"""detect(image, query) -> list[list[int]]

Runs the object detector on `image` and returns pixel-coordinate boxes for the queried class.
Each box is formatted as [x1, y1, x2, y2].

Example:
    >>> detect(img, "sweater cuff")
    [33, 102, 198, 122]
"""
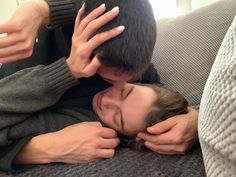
[0, 136, 35, 172]
[42, 58, 79, 95]
[46, 0, 77, 28]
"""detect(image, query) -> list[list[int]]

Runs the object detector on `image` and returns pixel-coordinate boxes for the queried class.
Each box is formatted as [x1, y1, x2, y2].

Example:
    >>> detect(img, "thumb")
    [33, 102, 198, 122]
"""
[147, 118, 176, 134]
[83, 56, 101, 77]
[84, 121, 102, 127]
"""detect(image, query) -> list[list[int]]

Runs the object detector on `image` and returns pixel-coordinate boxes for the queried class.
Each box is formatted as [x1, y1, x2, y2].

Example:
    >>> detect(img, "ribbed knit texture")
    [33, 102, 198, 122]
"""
[199, 16, 236, 177]
[46, 0, 82, 28]
[0, 58, 78, 146]
[42, 57, 79, 95]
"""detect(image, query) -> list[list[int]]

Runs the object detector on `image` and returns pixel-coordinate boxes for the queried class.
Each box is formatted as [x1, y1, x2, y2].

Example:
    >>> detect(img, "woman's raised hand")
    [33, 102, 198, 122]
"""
[66, 4, 125, 79]
[0, 1, 49, 64]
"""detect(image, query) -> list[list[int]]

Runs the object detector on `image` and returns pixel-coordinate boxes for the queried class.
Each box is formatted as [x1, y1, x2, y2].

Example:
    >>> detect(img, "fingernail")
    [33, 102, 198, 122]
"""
[99, 3, 105, 9]
[111, 6, 119, 12]
[117, 25, 125, 31]
[0, 33, 7, 38]
[82, 3, 85, 8]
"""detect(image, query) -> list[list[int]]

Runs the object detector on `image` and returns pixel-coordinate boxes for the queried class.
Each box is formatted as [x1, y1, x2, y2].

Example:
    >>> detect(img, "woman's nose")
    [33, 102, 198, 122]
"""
[102, 96, 120, 108]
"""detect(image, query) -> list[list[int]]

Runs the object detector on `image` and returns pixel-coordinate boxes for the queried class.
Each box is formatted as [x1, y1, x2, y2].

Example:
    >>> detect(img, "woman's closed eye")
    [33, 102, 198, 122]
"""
[114, 111, 123, 130]
[121, 86, 134, 99]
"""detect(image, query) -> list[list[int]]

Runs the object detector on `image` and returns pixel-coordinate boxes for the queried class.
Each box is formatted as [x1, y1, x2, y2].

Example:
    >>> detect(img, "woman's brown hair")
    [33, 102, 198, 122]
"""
[127, 83, 189, 151]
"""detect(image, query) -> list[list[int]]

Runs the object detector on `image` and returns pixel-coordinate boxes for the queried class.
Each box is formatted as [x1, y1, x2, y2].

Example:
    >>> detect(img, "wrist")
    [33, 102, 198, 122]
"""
[66, 58, 81, 79]
[35, 0, 50, 25]
[14, 133, 57, 164]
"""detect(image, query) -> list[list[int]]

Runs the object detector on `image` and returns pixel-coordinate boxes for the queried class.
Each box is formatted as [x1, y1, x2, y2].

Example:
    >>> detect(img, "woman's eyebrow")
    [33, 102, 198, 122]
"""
[120, 86, 135, 130]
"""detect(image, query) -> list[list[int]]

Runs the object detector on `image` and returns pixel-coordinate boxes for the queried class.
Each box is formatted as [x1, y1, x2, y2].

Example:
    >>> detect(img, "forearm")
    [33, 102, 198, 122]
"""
[14, 133, 56, 164]
[0, 58, 78, 113]
[37, 0, 50, 25]
[0, 59, 78, 146]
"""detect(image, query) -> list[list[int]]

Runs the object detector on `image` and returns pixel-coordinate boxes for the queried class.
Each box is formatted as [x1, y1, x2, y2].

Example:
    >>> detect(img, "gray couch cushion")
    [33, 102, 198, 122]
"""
[199, 15, 236, 177]
[151, 0, 236, 108]
[0, 146, 205, 177]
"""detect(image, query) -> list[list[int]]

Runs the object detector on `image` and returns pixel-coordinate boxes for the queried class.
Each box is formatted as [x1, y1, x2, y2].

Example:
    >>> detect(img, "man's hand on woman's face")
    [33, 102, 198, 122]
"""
[137, 107, 199, 154]
[0, 1, 50, 64]
[66, 4, 125, 79]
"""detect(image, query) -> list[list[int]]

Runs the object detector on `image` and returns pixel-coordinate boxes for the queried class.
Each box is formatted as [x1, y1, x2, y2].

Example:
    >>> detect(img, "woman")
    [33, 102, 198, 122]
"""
[4, 77, 188, 151]
[92, 82, 189, 151]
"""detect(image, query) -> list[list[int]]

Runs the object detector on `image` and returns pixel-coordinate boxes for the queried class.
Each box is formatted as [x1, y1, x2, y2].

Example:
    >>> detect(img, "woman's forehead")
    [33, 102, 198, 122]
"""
[121, 85, 156, 135]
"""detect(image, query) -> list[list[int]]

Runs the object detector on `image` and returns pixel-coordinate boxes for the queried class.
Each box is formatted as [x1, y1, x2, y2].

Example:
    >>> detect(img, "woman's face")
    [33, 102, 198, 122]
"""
[92, 83, 157, 135]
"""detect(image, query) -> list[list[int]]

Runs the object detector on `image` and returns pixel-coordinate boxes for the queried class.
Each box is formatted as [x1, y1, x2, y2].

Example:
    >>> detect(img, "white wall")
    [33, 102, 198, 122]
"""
[191, 0, 220, 10]
[0, 0, 18, 24]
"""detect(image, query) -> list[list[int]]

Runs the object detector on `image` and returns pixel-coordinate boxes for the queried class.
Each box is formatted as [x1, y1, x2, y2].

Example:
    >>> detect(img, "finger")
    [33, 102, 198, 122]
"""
[0, 42, 32, 58]
[100, 138, 120, 149]
[0, 50, 32, 64]
[0, 22, 17, 34]
[74, 3, 85, 32]
[86, 26, 124, 52]
[76, 3, 106, 36]
[145, 142, 190, 155]
[100, 127, 118, 138]
[81, 6, 120, 40]
[83, 56, 101, 76]
[0, 34, 21, 48]
[83, 121, 102, 127]
[138, 130, 180, 145]
[97, 149, 115, 158]
[146, 117, 177, 134]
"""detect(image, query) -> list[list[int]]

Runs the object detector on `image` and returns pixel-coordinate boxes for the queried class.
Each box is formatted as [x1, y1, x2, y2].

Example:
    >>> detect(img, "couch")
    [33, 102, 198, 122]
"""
[0, 0, 235, 176]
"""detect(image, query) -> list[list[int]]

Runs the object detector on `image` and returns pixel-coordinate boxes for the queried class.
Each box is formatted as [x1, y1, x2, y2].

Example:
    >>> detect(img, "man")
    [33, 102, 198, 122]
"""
[0, 0, 198, 172]
[0, 0, 160, 172]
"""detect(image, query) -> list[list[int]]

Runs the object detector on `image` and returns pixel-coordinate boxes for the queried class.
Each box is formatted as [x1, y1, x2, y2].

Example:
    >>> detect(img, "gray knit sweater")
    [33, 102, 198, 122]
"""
[0, 59, 71, 145]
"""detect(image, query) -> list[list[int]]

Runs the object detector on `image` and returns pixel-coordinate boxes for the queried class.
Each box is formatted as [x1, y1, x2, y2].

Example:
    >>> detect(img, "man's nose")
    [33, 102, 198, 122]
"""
[113, 82, 125, 90]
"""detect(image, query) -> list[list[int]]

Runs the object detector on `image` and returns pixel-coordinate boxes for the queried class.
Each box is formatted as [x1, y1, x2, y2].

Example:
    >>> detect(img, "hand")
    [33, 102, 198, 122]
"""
[0, 1, 49, 64]
[51, 122, 119, 163]
[14, 122, 119, 164]
[137, 107, 198, 154]
[66, 4, 124, 78]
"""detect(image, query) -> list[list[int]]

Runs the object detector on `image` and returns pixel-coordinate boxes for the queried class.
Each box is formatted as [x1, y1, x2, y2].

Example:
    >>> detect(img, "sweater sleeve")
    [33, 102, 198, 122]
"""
[0, 106, 99, 173]
[0, 136, 34, 173]
[0, 58, 79, 146]
[45, 0, 84, 28]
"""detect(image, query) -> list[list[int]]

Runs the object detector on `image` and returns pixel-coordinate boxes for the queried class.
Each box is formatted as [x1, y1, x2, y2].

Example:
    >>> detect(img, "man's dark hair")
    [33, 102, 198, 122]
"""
[83, 0, 157, 78]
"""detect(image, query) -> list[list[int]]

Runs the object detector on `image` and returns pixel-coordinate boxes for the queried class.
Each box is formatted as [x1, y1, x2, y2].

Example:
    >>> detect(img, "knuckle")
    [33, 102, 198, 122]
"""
[88, 21, 97, 30]
[94, 34, 105, 43]
[24, 50, 33, 57]
[23, 41, 33, 51]
[108, 150, 115, 158]
[87, 150, 97, 159]
[14, 23, 23, 31]
[174, 136, 185, 144]
[112, 139, 120, 147]
[177, 146, 188, 154]
[93, 140, 102, 148]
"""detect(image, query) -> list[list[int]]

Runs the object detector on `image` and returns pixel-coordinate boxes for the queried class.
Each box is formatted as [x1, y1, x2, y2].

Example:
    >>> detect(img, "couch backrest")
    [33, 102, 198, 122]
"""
[151, 0, 236, 108]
